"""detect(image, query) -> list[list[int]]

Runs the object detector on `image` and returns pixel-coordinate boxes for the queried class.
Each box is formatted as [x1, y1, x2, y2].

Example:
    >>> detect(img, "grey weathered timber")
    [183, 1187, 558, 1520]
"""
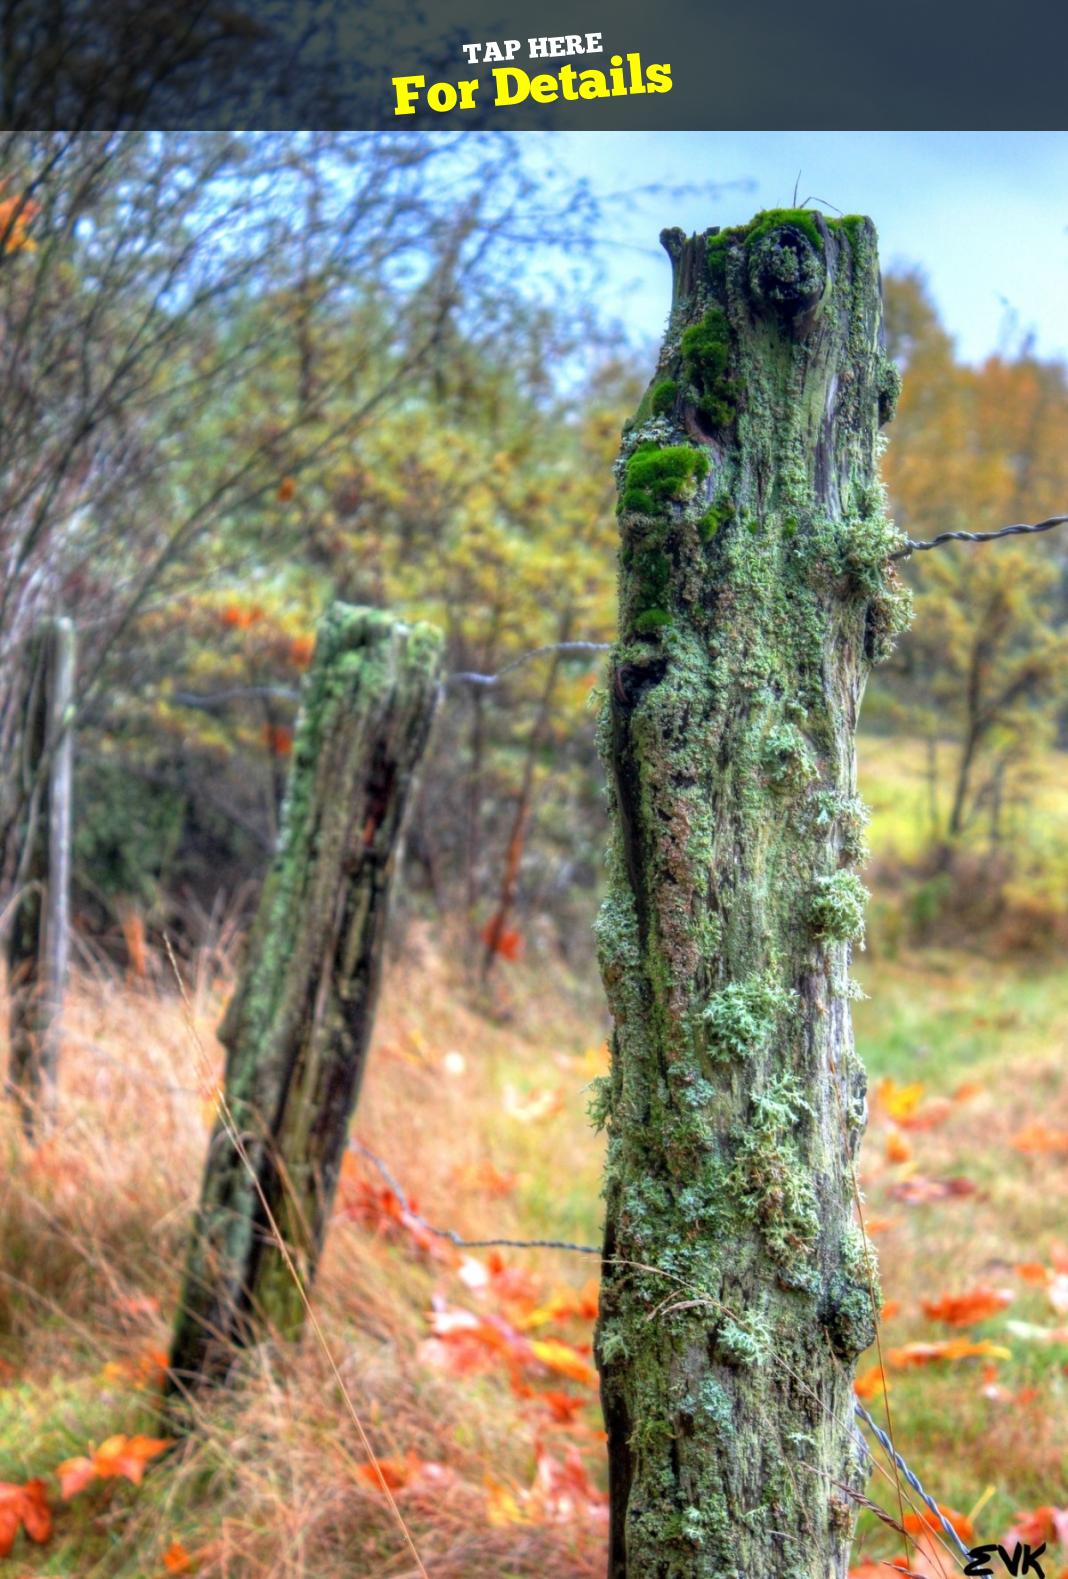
[5, 616, 75, 1138]
[168, 604, 442, 1393]
[593, 212, 910, 1578]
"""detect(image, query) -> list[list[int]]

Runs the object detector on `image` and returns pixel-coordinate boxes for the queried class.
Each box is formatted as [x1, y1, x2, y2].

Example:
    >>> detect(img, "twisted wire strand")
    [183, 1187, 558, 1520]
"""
[355, 1143, 976, 1570]
[892, 515, 1068, 559]
[444, 640, 611, 690]
[854, 1399, 971, 1566]
[349, 1140, 601, 1255]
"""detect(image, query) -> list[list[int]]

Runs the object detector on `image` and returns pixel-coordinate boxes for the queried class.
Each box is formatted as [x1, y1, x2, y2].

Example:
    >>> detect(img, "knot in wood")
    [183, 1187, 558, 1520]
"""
[747, 220, 826, 321]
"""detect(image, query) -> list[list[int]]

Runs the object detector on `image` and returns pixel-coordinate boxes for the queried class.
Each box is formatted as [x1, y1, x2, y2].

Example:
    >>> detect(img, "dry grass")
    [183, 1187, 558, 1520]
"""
[1, 929, 610, 1577]
[2, 925, 1067, 1575]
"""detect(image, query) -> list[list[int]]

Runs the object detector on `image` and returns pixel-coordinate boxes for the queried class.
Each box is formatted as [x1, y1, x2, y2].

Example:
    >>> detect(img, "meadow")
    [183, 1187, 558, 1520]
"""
[2, 735, 1067, 1577]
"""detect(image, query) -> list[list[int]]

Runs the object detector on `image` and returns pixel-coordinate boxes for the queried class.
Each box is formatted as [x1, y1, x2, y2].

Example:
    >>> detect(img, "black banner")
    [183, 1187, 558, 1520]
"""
[2, 0, 1066, 130]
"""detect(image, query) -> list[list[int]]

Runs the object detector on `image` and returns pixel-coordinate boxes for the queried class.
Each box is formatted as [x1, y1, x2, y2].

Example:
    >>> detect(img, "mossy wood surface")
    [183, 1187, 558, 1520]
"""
[169, 604, 442, 1390]
[5, 617, 74, 1138]
[594, 213, 909, 1577]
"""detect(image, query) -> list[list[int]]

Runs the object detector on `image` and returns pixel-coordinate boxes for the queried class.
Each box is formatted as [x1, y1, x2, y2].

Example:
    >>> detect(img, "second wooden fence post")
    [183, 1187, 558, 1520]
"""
[5, 615, 75, 1139]
[168, 603, 442, 1394]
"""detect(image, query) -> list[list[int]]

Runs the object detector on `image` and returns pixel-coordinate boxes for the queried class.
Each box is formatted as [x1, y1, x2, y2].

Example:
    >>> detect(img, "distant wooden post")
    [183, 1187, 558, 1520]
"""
[168, 604, 442, 1394]
[5, 616, 75, 1138]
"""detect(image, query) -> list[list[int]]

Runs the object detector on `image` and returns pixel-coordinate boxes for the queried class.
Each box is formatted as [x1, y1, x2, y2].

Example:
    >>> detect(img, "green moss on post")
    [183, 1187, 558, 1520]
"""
[168, 604, 442, 1396]
[596, 214, 909, 1577]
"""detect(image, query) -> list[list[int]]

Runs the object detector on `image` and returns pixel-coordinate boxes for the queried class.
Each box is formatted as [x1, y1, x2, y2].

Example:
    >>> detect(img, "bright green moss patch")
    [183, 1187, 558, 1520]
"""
[634, 608, 674, 634]
[622, 441, 710, 511]
[651, 378, 678, 415]
[681, 307, 737, 428]
[744, 207, 823, 253]
[698, 500, 734, 541]
[705, 225, 750, 291]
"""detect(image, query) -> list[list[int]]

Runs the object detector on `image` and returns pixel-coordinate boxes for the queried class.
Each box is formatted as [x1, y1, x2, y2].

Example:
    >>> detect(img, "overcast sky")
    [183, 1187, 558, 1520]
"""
[535, 131, 1068, 365]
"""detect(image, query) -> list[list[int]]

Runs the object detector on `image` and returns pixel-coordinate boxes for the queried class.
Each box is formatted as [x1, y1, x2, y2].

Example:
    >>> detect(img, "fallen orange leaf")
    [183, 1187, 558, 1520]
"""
[1004, 1505, 1068, 1548]
[58, 1434, 170, 1497]
[876, 1078, 925, 1121]
[921, 1287, 1013, 1327]
[56, 1457, 96, 1499]
[529, 1338, 598, 1388]
[887, 1338, 1010, 1369]
[885, 1131, 912, 1164]
[96, 1434, 171, 1486]
[534, 1390, 588, 1424]
[163, 1540, 195, 1573]
[353, 1453, 430, 1492]
[903, 1502, 974, 1543]
[897, 1098, 953, 1132]
[1016, 1262, 1051, 1287]
[517, 1281, 599, 1330]
[0, 1479, 52, 1557]
[101, 1346, 169, 1389]
[854, 1364, 888, 1400]
[1012, 1122, 1068, 1156]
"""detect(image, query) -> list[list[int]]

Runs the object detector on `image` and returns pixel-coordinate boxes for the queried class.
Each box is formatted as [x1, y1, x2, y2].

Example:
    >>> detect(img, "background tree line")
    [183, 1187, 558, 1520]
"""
[2, 132, 1067, 981]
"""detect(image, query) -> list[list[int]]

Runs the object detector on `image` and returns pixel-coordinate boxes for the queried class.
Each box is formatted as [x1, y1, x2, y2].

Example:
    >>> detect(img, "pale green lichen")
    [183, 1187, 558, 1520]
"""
[716, 1315, 770, 1368]
[808, 871, 869, 943]
[761, 722, 817, 794]
[727, 1077, 820, 1278]
[703, 972, 795, 1062]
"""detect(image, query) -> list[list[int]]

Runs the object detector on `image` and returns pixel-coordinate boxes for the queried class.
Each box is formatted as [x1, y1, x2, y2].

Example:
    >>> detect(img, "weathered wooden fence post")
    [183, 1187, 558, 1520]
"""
[5, 616, 75, 1139]
[593, 213, 910, 1577]
[168, 603, 442, 1393]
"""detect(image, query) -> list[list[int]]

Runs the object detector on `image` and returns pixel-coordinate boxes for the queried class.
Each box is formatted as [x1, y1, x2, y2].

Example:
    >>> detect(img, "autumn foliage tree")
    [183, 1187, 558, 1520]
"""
[0, 130, 616, 1011]
[880, 271, 1068, 844]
